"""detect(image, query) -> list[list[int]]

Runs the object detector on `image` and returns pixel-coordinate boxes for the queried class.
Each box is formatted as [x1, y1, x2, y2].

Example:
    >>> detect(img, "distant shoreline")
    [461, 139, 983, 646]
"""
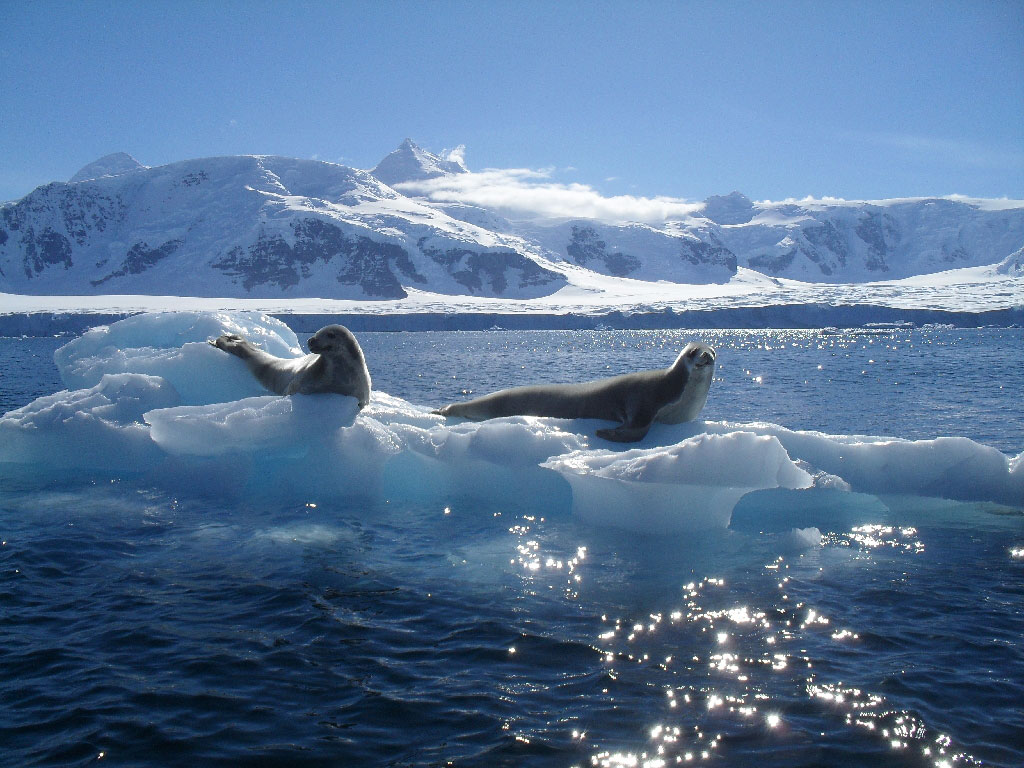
[1, 304, 1021, 336]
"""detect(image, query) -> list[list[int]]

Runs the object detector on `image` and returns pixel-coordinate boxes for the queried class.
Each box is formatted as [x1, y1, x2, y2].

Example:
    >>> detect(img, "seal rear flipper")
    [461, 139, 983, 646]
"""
[596, 421, 652, 443]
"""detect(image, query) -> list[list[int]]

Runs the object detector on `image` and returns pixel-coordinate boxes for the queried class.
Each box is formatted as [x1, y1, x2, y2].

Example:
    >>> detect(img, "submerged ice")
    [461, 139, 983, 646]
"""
[1, 312, 1021, 531]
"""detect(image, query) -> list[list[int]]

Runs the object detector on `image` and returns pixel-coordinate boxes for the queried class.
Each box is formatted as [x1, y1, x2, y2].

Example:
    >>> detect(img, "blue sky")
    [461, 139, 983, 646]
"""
[2, 0, 1022, 204]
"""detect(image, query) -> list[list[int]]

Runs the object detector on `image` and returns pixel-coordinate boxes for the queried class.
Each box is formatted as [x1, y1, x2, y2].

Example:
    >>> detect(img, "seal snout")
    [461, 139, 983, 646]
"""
[696, 347, 715, 367]
[684, 343, 715, 368]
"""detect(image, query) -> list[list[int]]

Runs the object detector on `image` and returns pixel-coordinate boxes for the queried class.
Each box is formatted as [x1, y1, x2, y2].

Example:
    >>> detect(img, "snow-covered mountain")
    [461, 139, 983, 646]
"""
[489, 191, 1023, 284]
[1, 141, 1022, 299]
[371, 138, 468, 186]
[68, 152, 148, 183]
[0, 151, 564, 299]
[996, 245, 1024, 276]
[702, 192, 1024, 282]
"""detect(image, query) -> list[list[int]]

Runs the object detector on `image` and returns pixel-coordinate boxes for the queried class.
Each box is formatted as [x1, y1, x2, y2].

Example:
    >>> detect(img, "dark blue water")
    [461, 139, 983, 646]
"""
[1, 328, 1022, 767]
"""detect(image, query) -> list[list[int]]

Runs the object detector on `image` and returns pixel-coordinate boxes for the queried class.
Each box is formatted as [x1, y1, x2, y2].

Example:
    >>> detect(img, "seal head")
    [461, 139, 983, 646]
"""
[654, 342, 715, 424]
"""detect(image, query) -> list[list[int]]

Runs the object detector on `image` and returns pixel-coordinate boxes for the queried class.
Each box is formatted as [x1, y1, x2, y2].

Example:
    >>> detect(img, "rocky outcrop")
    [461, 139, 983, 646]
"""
[212, 220, 425, 298]
[93, 239, 184, 286]
[420, 240, 563, 294]
[566, 225, 641, 276]
[679, 233, 736, 273]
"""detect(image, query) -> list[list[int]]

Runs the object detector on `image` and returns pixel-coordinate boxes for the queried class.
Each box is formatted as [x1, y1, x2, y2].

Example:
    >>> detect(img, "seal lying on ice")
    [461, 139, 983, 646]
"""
[433, 342, 715, 442]
[210, 324, 371, 407]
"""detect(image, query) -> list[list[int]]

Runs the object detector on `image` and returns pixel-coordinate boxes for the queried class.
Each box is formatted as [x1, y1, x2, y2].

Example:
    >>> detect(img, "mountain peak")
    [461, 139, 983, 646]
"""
[701, 191, 755, 225]
[371, 140, 468, 187]
[70, 152, 146, 183]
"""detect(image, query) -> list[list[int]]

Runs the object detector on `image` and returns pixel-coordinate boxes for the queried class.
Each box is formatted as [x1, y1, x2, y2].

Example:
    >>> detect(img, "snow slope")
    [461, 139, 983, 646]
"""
[3, 262, 1022, 336]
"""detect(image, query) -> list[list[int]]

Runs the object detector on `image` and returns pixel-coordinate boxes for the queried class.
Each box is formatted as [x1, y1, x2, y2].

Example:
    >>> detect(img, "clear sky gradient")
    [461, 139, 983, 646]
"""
[2, 0, 1022, 204]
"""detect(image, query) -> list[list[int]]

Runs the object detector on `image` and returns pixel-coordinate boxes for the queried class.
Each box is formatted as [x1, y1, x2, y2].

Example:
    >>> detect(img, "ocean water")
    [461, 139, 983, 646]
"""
[1, 327, 1022, 767]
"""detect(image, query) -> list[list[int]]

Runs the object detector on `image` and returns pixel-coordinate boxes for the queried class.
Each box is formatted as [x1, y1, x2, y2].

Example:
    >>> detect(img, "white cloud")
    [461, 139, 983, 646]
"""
[444, 144, 467, 165]
[394, 167, 702, 224]
[759, 193, 1024, 210]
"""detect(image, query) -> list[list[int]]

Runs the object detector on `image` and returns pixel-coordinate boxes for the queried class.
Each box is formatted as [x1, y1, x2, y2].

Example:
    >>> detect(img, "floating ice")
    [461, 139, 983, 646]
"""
[54, 311, 300, 404]
[682, 421, 1024, 508]
[1, 312, 1021, 533]
[255, 523, 351, 547]
[780, 526, 823, 551]
[0, 373, 178, 474]
[543, 432, 813, 533]
[145, 394, 360, 456]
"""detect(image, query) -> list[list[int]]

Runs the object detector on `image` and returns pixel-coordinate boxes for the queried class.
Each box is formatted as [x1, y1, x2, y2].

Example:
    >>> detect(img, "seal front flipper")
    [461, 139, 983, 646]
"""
[209, 333, 249, 356]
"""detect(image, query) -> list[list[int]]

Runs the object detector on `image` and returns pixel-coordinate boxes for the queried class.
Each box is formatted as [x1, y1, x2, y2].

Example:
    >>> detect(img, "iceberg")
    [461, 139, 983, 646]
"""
[1, 312, 1020, 533]
[684, 421, 1024, 508]
[54, 310, 300, 403]
[0, 372, 178, 474]
[542, 432, 812, 533]
[145, 394, 360, 456]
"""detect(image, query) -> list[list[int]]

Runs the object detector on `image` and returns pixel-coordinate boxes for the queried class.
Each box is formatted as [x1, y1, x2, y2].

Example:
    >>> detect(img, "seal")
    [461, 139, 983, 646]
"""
[210, 324, 371, 406]
[433, 342, 715, 442]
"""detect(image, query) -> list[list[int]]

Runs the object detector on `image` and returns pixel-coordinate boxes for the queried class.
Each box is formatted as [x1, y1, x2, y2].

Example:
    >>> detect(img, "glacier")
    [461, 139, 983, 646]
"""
[1, 313, 1020, 536]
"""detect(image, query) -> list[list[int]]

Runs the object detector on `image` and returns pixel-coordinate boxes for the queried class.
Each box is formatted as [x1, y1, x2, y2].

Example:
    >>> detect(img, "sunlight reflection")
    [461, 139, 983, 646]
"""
[588, 719, 725, 766]
[587, 527, 990, 768]
[828, 524, 925, 553]
[806, 681, 978, 766]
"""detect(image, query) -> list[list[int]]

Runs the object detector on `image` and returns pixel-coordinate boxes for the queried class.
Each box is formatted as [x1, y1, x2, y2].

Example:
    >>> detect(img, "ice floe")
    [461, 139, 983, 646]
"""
[1, 312, 1020, 533]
